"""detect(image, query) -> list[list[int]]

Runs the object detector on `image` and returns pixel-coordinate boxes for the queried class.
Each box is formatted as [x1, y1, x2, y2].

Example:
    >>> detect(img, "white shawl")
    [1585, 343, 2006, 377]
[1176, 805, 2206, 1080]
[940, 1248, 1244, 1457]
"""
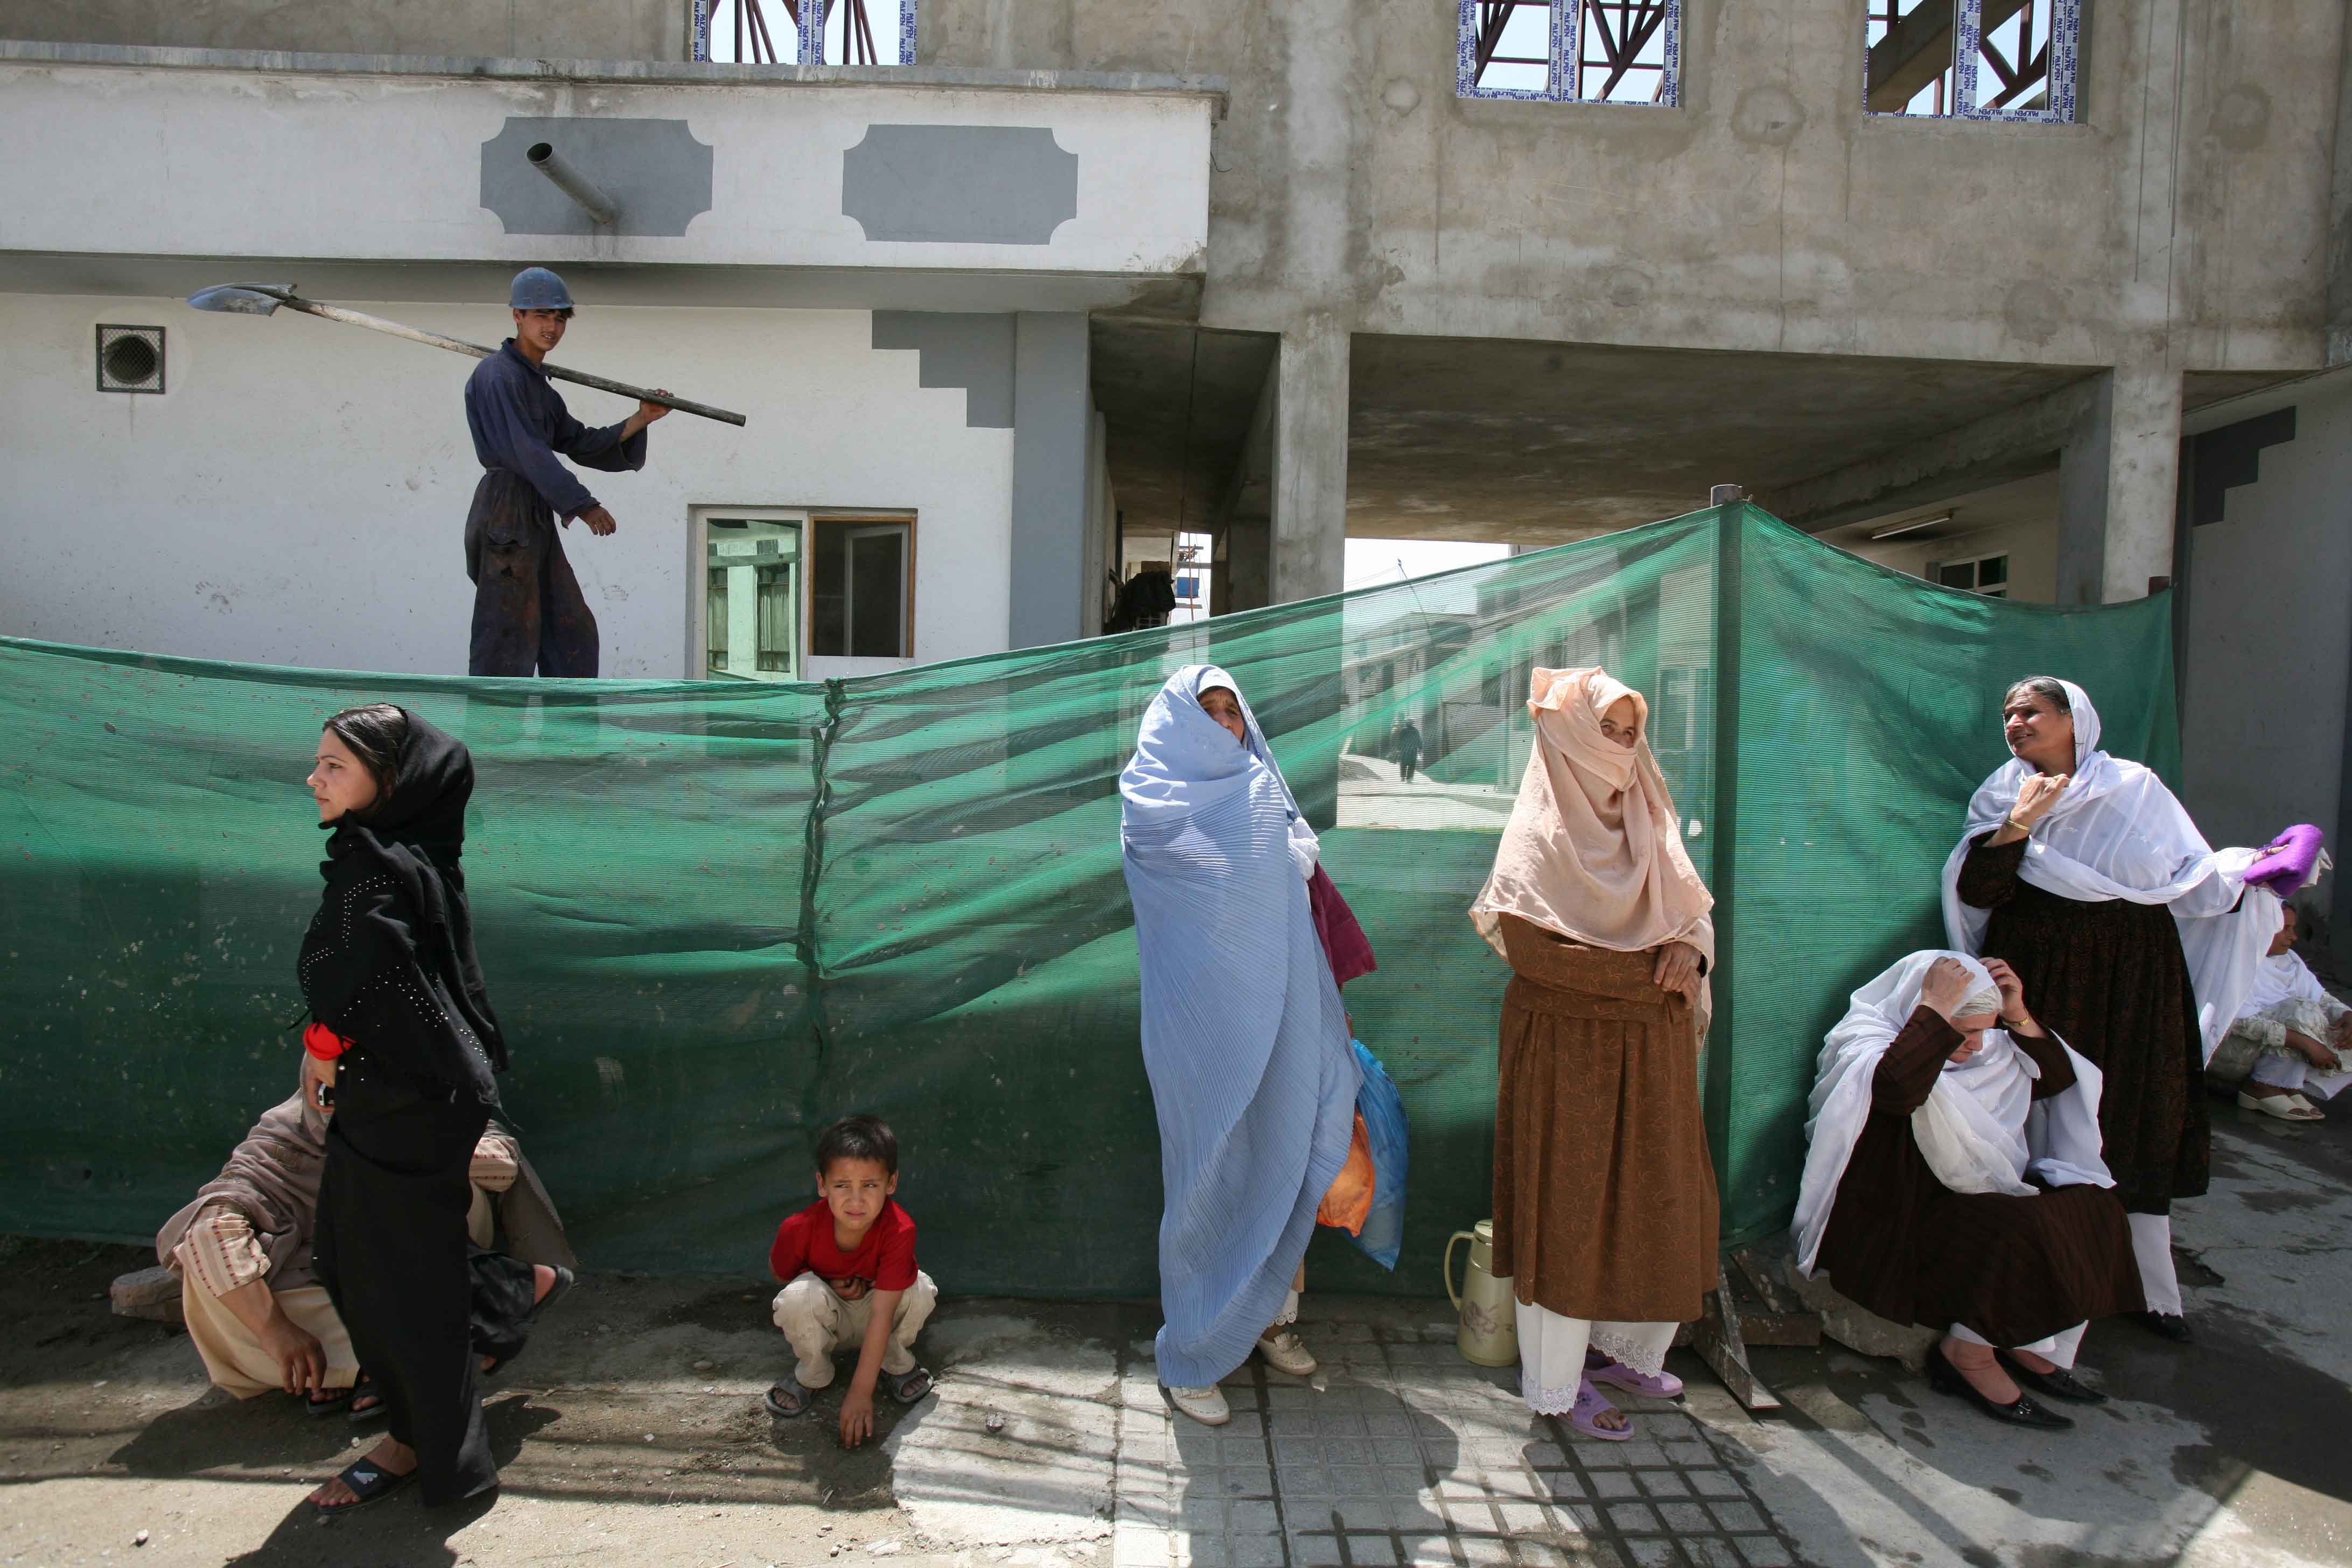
[1937, 679, 2280, 1061]
[1793, 950, 2112, 1277]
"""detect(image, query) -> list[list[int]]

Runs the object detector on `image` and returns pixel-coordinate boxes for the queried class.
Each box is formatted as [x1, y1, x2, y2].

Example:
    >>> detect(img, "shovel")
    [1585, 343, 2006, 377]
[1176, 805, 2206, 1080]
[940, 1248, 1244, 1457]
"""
[186, 283, 748, 427]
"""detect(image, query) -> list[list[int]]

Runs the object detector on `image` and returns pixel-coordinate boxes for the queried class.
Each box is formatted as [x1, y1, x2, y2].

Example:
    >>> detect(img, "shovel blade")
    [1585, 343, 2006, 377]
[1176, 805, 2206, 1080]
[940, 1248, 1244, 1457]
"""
[186, 283, 300, 315]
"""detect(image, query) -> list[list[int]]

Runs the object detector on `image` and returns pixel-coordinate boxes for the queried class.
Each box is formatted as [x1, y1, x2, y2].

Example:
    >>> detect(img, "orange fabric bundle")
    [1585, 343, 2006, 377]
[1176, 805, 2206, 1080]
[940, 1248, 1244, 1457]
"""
[1315, 1110, 1376, 1236]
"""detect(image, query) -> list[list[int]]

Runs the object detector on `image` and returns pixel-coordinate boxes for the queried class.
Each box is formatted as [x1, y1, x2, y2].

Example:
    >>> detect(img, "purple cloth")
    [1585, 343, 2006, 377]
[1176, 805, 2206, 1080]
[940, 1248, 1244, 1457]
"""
[1307, 866, 1377, 988]
[2247, 824, 2325, 894]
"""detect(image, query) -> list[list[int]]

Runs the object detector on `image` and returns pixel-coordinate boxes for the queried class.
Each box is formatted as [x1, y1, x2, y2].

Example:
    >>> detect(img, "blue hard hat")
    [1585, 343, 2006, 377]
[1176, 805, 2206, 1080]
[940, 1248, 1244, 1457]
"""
[509, 267, 575, 311]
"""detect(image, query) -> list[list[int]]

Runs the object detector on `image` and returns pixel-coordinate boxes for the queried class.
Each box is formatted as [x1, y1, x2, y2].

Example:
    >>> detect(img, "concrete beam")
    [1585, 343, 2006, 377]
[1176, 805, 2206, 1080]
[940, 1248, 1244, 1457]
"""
[1763, 376, 2096, 535]
[2329, 11, 2352, 365]
[1270, 317, 1349, 604]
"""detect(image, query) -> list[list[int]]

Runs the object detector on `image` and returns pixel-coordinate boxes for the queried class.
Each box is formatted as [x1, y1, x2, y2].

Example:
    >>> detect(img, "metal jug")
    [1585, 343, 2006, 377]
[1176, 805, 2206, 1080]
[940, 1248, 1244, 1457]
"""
[1443, 1219, 1520, 1367]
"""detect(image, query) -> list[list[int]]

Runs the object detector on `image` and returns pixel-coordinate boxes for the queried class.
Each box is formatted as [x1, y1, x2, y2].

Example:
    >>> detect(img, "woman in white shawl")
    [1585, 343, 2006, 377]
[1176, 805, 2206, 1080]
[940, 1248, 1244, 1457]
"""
[1943, 676, 2281, 1342]
[1794, 951, 2140, 1429]
[1469, 667, 1716, 1439]
[1121, 667, 1361, 1429]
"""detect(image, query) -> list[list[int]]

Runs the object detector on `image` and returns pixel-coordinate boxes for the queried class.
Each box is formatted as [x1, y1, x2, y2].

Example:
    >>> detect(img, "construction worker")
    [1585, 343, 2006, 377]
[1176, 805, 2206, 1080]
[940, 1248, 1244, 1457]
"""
[460, 267, 670, 676]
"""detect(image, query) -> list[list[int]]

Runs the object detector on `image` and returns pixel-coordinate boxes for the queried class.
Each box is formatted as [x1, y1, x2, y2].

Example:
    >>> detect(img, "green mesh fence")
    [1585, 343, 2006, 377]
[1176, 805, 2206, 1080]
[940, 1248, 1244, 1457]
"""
[0, 505, 2178, 1294]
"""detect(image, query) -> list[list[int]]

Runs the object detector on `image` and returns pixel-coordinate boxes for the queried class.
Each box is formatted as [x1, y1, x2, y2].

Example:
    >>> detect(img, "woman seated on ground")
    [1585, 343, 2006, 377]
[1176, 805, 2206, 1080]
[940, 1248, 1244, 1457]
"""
[1794, 953, 2141, 1430]
[2208, 904, 2352, 1122]
[156, 1069, 574, 1418]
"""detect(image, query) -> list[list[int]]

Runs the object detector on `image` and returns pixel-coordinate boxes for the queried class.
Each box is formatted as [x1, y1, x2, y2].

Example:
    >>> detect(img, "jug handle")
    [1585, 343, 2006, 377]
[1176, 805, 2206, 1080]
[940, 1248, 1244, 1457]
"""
[1443, 1229, 1474, 1311]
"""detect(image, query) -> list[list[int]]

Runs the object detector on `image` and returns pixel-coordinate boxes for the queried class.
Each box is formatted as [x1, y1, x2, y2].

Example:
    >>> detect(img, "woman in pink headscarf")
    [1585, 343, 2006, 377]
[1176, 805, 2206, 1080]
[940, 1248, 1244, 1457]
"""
[1469, 668, 1718, 1438]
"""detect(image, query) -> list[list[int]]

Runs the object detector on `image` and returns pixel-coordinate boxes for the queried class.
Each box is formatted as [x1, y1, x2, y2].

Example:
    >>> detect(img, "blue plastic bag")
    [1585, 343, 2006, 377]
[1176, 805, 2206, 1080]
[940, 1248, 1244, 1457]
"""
[1348, 1039, 1410, 1270]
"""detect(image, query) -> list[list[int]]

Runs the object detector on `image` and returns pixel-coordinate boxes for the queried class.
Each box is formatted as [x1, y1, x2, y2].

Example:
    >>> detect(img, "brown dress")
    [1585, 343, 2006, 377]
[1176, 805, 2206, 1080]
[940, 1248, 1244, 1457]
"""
[1957, 833, 2208, 1214]
[1814, 1006, 2143, 1345]
[1489, 914, 1719, 1322]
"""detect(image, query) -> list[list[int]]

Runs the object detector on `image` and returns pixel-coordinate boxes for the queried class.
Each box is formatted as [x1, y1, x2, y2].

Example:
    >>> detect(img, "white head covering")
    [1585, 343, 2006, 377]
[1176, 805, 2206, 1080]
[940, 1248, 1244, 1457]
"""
[1791, 950, 2113, 1276]
[1938, 677, 2281, 1059]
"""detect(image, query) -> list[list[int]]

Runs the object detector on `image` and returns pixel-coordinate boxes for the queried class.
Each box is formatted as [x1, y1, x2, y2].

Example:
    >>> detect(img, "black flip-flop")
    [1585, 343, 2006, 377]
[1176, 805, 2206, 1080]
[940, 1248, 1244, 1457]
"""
[481, 1265, 578, 1378]
[888, 1367, 934, 1405]
[310, 1455, 418, 1514]
[763, 1376, 813, 1420]
[346, 1371, 387, 1424]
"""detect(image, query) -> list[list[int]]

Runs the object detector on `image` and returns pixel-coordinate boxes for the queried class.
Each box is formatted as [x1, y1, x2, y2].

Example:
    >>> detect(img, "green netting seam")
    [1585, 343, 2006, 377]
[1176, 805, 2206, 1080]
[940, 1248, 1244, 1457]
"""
[795, 679, 848, 1133]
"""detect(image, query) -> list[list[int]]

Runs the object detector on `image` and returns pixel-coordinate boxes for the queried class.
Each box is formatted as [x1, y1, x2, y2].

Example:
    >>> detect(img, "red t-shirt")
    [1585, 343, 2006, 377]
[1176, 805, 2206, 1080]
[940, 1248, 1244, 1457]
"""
[768, 1198, 918, 1293]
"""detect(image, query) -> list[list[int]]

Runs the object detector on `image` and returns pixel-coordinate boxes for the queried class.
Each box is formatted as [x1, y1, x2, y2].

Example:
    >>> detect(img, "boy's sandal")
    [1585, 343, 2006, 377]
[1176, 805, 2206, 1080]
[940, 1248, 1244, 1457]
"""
[523, 1265, 576, 1329]
[1565, 1377, 1633, 1443]
[763, 1376, 813, 1420]
[346, 1371, 387, 1424]
[888, 1366, 934, 1405]
[303, 1386, 354, 1418]
[310, 1455, 418, 1514]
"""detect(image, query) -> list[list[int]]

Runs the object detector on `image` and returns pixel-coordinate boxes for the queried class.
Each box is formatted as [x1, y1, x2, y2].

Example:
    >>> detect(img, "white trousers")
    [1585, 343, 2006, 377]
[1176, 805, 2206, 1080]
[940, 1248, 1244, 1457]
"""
[1948, 1320, 2085, 1369]
[2249, 1053, 2352, 1098]
[2129, 1212, 2183, 1317]
[180, 1279, 359, 1399]
[772, 1271, 938, 1388]
[1514, 1300, 1677, 1415]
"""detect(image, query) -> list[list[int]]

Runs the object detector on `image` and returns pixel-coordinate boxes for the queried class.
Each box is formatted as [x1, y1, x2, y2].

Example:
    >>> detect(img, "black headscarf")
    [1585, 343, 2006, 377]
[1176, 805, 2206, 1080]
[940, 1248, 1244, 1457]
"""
[299, 711, 507, 1106]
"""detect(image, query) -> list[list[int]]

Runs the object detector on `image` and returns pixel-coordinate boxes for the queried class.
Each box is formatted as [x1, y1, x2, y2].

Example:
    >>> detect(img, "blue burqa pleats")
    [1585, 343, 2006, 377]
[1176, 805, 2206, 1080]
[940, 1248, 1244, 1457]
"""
[1120, 665, 1362, 1389]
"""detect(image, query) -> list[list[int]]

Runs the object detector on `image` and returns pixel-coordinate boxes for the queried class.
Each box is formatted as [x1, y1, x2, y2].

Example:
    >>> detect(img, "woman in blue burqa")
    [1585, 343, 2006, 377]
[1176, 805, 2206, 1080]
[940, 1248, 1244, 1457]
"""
[1121, 666, 1363, 1426]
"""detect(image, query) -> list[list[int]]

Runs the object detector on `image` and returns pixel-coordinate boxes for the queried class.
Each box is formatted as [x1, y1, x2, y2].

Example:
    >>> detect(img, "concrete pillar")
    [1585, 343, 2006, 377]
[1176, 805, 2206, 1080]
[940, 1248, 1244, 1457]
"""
[2054, 359, 2183, 604]
[1271, 316, 1349, 604]
[1009, 312, 1091, 649]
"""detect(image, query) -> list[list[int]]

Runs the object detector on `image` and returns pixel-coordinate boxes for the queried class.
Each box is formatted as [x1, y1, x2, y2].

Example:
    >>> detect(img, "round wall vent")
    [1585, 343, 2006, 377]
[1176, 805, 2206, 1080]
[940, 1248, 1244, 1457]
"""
[97, 325, 165, 394]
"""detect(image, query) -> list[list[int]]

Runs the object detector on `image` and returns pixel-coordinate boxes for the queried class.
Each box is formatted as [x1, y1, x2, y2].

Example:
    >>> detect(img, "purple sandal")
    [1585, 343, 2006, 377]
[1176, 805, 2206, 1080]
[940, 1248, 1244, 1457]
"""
[1586, 1349, 1684, 1399]
[1566, 1377, 1633, 1442]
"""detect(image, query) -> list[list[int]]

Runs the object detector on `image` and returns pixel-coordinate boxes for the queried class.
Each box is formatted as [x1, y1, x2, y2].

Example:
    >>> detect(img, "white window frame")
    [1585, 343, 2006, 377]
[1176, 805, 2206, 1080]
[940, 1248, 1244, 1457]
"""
[1928, 551, 2012, 597]
[1455, 1, 1682, 108]
[689, 507, 919, 682]
[1864, 0, 2081, 125]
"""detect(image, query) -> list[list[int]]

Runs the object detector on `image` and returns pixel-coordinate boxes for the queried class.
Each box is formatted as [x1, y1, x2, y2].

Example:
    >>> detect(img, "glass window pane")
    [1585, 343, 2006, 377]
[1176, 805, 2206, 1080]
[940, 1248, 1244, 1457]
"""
[1976, 554, 2008, 587]
[1867, 0, 1955, 117]
[698, 0, 804, 63]
[1468, 2, 1555, 95]
[707, 517, 801, 680]
[813, 525, 846, 656]
[1937, 562, 1976, 589]
[821, 0, 914, 65]
[849, 527, 907, 659]
[1578, 1, 1672, 104]
[1965, 0, 2053, 115]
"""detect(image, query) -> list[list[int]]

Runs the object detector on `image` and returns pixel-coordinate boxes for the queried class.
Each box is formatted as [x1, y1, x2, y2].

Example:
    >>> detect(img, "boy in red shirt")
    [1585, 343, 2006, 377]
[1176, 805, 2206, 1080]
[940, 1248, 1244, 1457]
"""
[762, 1115, 936, 1446]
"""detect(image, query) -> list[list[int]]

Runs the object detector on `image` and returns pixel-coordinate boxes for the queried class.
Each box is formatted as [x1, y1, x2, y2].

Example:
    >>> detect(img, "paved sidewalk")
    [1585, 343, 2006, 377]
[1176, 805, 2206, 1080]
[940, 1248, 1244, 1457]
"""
[2, 1108, 2347, 1566]
[1111, 1319, 1793, 1568]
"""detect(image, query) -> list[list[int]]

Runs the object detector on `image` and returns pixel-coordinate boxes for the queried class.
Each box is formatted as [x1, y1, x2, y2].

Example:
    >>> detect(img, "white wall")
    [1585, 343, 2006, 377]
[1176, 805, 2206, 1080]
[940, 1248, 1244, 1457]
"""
[0, 57, 1214, 283]
[0, 294, 1013, 677]
[2181, 383, 2352, 853]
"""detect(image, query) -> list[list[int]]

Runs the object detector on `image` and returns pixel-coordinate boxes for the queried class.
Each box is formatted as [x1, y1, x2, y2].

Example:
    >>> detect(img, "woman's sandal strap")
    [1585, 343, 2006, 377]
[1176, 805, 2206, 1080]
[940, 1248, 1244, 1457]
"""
[311, 1457, 418, 1513]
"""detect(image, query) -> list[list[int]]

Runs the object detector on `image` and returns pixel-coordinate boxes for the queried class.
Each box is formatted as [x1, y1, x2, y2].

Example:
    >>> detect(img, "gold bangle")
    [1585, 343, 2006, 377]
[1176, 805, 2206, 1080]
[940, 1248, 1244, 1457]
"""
[2000, 1016, 2032, 1029]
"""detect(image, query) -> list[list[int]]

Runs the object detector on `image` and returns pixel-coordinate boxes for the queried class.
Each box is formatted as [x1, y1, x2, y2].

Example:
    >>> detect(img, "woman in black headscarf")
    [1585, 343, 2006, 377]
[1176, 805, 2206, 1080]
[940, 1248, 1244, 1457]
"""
[296, 704, 544, 1512]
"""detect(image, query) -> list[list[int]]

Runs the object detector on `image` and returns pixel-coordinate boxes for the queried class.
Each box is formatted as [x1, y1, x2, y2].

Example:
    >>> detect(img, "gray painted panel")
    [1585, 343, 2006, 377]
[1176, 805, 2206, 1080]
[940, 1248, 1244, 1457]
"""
[842, 126, 1077, 246]
[480, 117, 713, 236]
[1009, 312, 1091, 649]
[871, 311, 1016, 429]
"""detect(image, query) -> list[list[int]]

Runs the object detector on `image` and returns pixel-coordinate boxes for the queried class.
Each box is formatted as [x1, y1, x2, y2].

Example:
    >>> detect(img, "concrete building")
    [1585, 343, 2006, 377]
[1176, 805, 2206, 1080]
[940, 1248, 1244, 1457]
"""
[4, 0, 2350, 920]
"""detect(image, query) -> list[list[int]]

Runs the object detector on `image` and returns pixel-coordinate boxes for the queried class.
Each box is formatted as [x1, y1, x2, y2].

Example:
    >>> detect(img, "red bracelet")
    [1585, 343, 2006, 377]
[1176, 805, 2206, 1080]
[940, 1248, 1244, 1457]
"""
[303, 1022, 352, 1061]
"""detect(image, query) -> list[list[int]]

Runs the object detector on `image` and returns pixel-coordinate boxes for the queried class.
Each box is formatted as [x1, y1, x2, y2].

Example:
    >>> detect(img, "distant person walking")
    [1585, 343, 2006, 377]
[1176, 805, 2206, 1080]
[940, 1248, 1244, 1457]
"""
[1394, 718, 1423, 785]
[463, 267, 670, 676]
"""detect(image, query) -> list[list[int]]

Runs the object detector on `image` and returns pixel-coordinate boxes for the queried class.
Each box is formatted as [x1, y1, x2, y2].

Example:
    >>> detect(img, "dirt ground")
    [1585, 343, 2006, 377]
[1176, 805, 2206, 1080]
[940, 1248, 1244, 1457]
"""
[0, 1238, 1125, 1567]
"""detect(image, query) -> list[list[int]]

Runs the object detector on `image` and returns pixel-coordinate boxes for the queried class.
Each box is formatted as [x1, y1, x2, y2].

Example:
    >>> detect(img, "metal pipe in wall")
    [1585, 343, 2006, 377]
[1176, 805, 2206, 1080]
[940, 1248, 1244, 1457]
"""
[526, 143, 618, 226]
